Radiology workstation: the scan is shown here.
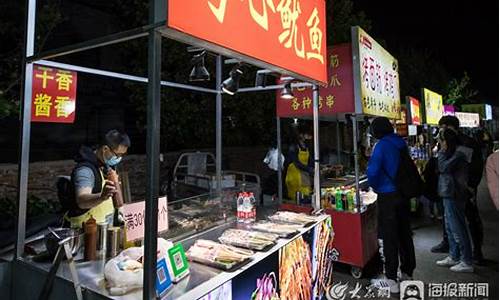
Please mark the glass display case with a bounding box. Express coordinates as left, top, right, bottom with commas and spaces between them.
161, 192, 236, 242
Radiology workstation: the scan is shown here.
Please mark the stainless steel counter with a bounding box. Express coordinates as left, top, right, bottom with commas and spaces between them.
21, 214, 329, 300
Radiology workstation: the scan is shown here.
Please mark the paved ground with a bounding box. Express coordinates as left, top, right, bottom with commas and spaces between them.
330, 175, 499, 299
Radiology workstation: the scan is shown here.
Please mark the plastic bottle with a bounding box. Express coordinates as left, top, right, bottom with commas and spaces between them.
341, 189, 348, 211
335, 188, 343, 211
236, 192, 245, 223
347, 188, 355, 212
330, 189, 336, 208
247, 192, 256, 223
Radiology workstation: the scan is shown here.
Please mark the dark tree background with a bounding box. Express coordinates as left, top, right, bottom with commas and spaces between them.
0, 0, 494, 162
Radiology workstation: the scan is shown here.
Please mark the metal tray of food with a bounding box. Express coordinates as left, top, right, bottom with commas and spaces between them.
188, 255, 253, 272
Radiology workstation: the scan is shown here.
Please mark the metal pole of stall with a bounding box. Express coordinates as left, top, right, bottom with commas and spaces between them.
336, 116, 341, 165
277, 117, 283, 203
312, 85, 321, 210
15, 0, 37, 259
143, 0, 163, 298
352, 115, 361, 211
216, 56, 223, 196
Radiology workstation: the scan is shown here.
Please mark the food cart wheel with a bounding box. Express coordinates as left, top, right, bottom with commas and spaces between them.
351, 267, 363, 279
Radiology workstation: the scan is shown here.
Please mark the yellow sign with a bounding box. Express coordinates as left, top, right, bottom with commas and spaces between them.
353, 27, 401, 119
423, 88, 443, 125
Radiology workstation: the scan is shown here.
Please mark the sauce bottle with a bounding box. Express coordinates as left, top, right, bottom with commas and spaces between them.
84, 216, 97, 261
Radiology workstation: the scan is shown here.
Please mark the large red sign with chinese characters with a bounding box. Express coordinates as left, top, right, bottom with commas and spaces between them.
276, 44, 355, 118
167, 0, 327, 84
31, 65, 77, 123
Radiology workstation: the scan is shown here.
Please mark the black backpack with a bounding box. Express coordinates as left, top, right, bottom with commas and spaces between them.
384, 145, 424, 199
56, 162, 103, 217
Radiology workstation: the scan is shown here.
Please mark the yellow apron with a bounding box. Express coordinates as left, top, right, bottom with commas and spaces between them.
285, 147, 312, 200
67, 170, 114, 229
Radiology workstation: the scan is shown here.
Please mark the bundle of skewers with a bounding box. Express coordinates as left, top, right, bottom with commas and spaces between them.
219, 229, 278, 250
186, 239, 254, 270
251, 221, 302, 237
268, 211, 318, 226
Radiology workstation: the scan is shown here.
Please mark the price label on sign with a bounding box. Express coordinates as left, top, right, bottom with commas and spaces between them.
122, 197, 168, 241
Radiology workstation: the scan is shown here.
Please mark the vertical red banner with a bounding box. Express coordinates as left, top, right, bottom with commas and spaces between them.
31, 65, 77, 123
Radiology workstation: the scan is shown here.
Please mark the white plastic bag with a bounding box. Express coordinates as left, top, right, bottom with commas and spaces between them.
263, 148, 284, 171
104, 238, 173, 296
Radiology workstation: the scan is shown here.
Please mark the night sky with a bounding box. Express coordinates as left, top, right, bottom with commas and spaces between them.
353, 0, 499, 104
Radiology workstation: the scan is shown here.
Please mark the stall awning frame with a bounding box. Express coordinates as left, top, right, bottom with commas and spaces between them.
15, 1, 323, 299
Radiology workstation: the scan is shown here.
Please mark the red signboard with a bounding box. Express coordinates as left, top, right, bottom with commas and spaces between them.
31, 65, 77, 123
167, 0, 327, 84
408, 96, 421, 125
276, 44, 355, 118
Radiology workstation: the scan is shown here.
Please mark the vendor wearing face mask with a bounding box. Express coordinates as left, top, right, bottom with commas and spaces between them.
65, 129, 130, 228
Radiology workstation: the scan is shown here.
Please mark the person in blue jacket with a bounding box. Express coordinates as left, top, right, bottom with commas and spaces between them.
367, 117, 416, 294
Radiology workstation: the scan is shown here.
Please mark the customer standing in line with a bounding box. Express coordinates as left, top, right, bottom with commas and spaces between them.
367, 117, 416, 293
431, 116, 485, 264
435, 128, 474, 273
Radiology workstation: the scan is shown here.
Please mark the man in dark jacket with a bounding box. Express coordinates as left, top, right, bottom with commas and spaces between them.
65, 130, 130, 228
432, 116, 485, 264
367, 117, 416, 293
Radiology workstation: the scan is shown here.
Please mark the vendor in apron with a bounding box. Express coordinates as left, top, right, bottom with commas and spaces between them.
285, 127, 314, 201
65, 130, 130, 228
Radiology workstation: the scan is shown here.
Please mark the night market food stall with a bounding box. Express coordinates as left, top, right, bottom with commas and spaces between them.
275, 26, 402, 278
10, 0, 336, 299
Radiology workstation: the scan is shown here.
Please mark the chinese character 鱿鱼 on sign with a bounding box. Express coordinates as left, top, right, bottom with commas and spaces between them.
31, 65, 77, 123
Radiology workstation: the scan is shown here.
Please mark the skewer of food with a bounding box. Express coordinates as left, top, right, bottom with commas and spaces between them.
268, 211, 318, 226
219, 229, 278, 250
186, 239, 254, 270
251, 221, 302, 237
